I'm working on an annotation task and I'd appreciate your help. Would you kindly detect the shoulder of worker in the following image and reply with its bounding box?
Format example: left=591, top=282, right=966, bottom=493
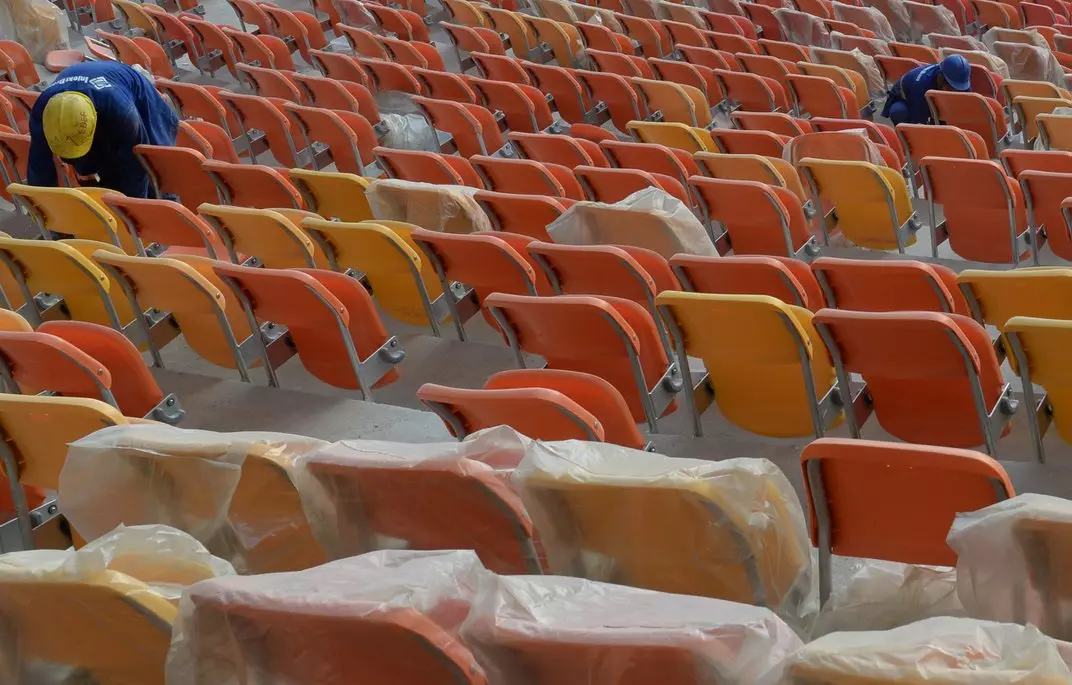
left=34, top=63, right=142, bottom=117
left=900, top=63, right=942, bottom=93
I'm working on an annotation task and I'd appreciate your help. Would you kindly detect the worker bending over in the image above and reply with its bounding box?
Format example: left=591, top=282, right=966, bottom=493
left=881, top=54, right=972, bottom=125
left=27, top=61, right=178, bottom=198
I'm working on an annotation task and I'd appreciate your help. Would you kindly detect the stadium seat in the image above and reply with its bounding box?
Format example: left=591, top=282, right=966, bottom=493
left=198, top=205, right=316, bottom=268
left=7, top=184, right=132, bottom=251
left=626, top=120, right=715, bottom=153
left=578, top=70, right=648, bottom=131
left=376, top=147, right=482, bottom=186
left=133, top=145, right=220, bottom=211
left=203, top=160, right=303, bottom=209
left=484, top=293, right=679, bottom=430
left=1016, top=171, right=1072, bottom=262
left=98, top=195, right=224, bottom=258
left=212, top=263, right=402, bottom=395
left=473, top=191, right=572, bottom=240
left=1000, top=148, right=1072, bottom=178
left=927, top=90, right=1009, bottom=156
left=919, top=157, right=1034, bottom=263
left=707, top=128, right=788, bottom=156
left=896, top=123, right=989, bottom=187
left=786, top=73, right=858, bottom=120
left=509, top=131, right=609, bottom=168
left=656, top=291, right=841, bottom=438
left=688, top=177, right=816, bottom=258
left=694, top=152, right=809, bottom=203
left=468, top=75, right=554, bottom=133
left=1037, top=112, right=1072, bottom=151
left=1005, top=316, right=1072, bottom=460
left=283, top=103, right=375, bottom=176
left=812, top=309, right=1015, bottom=454
left=801, top=437, right=1015, bottom=603
left=420, top=369, right=647, bottom=448
left=1014, top=95, right=1072, bottom=145
left=632, top=77, right=713, bottom=127
left=731, top=110, right=811, bottom=137
left=599, top=139, right=697, bottom=187
left=413, top=96, right=506, bottom=157
left=92, top=251, right=258, bottom=377
left=575, top=165, right=689, bottom=204
left=670, top=254, right=824, bottom=310
left=714, top=68, right=789, bottom=112
left=875, top=54, right=925, bottom=86
left=308, top=48, right=373, bottom=88
left=472, top=156, right=584, bottom=200
left=811, top=256, right=970, bottom=314
left=797, top=158, right=919, bottom=252
left=957, top=269, right=1072, bottom=343
left=286, top=169, right=371, bottom=222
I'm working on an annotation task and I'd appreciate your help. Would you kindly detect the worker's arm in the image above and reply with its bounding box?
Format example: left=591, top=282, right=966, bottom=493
left=26, top=110, right=59, bottom=188
left=95, top=101, right=153, bottom=198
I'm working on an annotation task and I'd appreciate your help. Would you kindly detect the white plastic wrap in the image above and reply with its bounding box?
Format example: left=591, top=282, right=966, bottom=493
left=904, top=0, right=960, bottom=42
left=512, top=440, right=815, bottom=626
left=991, top=41, right=1066, bottom=87
left=784, top=130, right=886, bottom=165
left=948, top=494, right=1072, bottom=640
left=811, top=47, right=886, bottom=98
left=833, top=1, right=896, bottom=42
left=367, top=178, right=493, bottom=234
left=774, top=7, right=832, bottom=48
left=0, top=0, right=68, bottom=63
left=810, top=560, right=965, bottom=637
left=940, top=46, right=1012, bottom=78
left=832, top=31, right=893, bottom=56
left=778, top=617, right=1072, bottom=684
left=0, top=524, right=232, bottom=685
left=167, top=550, right=491, bottom=685
left=59, top=424, right=328, bottom=575
left=462, top=574, right=804, bottom=685
left=982, top=26, right=1051, bottom=52
left=924, top=32, right=986, bottom=50
left=547, top=187, right=718, bottom=258
left=870, top=0, right=913, bottom=41
left=705, top=0, right=747, bottom=16
left=293, top=426, right=541, bottom=574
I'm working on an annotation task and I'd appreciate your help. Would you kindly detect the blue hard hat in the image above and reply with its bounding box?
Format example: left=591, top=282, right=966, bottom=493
left=940, top=54, right=972, bottom=91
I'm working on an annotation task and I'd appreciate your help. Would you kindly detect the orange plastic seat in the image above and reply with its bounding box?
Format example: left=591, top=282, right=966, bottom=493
left=650, top=58, right=723, bottom=104
left=471, top=156, right=582, bottom=199
left=218, top=91, right=305, bottom=168
left=420, top=369, right=647, bottom=448
left=100, top=195, right=225, bottom=258
left=670, top=254, right=823, bottom=310
left=442, top=22, right=507, bottom=57
left=413, top=96, right=505, bottom=157
left=236, top=63, right=303, bottom=102
left=927, top=90, right=1008, bottom=157
left=577, top=21, right=635, bottom=54
left=616, top=13, right=672, bottom=57
left=0, top=41, right=41, bottom=88
left=203, top=160, right=303, bottom=209
left=473, top=52, right=531, bottom=85
left=812, top=309, right=1014, bottom=454
left=786, top=73, right=857, bottom=119
left=467, top=76, right=554, bottom=133
left=411, top=230, right=546, bottom=338
left=731, top=110, right=811, bottom=136
left=1000, top=148, right=1072, bottom=177
left=0, top=130, right=29, bottom=190
left=509, top=132, right=609, bottom=168
left=575, top=165, right=690, bottom=204
left=811, top=256, right=970, bottom=314
left=134, top=145, right=219, bottom=211
left=381, top=34, right=445, bottom=70
left=1019, top=170, right=1072, bottom=262
left=179, top=120, right=240, bottom=163
left=359, top=58, right=423, bottom=95
left=707, top=128, right=788, bottom=156
left=678, top=44, right=740, bottom=70
left=290, top=72, right=380, bottom=124
left=414, top=68, right=477, bottom=104
left=222, top=26, right=295, bottom=71
left=897, top=123, right=989, bottom=182
left=474, top=192, right=572, bottom=240
left=156, top=79, right=237, bottom=137
left=484, top=293, right=678, bottom=430
left=308, top=49, right=372, bottom=89
left=587, top=48, right=654, bottom=77
left=366, top=3, right=430, bottom=41
left=337, top=24, right=390, bottom=60
left=801, top=437, right=1014, bottom=603
left=714, top=68, right=789, bottom=111
left=599, top=139, right=699, bottom=187
left=758, top=37, right=811, bottom=61
left=689, top=176, right=816, bottom=258
left=919, top=157, right=1033, bottom=263
left=376, top=147, right=481, bottom=186
left=810, top=118, right=906, bottom=167
left=523, top=63, right=593, bottom=124
left=577, top=71, right=648, bottom=130
left=875, top=54, right=925, bottom=85
left=212, top=263, right=400, bottom=395
left=284, top=103, right=375, bottom=175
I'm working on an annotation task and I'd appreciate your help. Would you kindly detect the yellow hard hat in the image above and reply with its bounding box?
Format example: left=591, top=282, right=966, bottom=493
left=42, top=91, right=97, bottom=159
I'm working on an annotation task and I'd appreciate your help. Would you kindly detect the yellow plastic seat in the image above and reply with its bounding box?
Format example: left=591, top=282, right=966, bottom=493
left=798, top=61, right=868, bottom=112
left=522, top=15, right=582, bottom=66
left=956, top=268, right=1072, bottom=331
left=632, top=77, right=712, bottom=127
left=1014, top=96, right=1072, bottom=146
left=287, top=169, right=374, bottom=222
left=798, top=157, right=917, bottom=252
left=694, top=152, right=809, bottom=204
left=1005, top=317, right=1072, bottom=461
left=7, top=183, right=136, bottom=252
left=0, top=553, right=174, bottom=685
left=301, top=218, right=446, bottom=331
left=627, top=120, right=714, bottom=153
left=516, top=447, right=812, bottom=617
left=197, top=204, right=316, bottom=268
left=656, top=291, right=841, bottom=438
left=0, top=236, right=134, bottom=328
left=1037, top=113, right=1072, bottom=152
left=484, top=7, right=536, bottom=55
left=92, top=250, right=254, bottom=374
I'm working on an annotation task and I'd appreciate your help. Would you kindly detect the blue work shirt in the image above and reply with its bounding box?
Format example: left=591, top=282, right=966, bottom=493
left=27, top=62, right=179, bottom=198
left=885, top=63, right=943, bottom=124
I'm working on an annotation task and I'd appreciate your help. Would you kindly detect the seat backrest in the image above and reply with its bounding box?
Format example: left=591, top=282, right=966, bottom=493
left=7, top=184, right=126, bottom=249
left=101, top=195, right=221, bottom=257
left=575, top=165, right=688, bottom=204
left=811, top=256, right=968, bottom=314
left=927, top=90, right=1006, bottom=156
left=657, top=291, right=836, bottom=437
left=288, top=169, right=372, bottom=222
left=413, top=96, right=504, bottom=157
left=813, top=309, right=1006, bottom=448
left=135, top=145, right=219, bottom=211
left=526, top=241, right=673, bottom=309
left=801, top=437, right=1014, bottom=566
left=707, top=128, right=787, bottom=156
left=199, top=204, right=316, bottom=268
left=670, top=254, right=823, bottom=311
left=1006, top=316, right=1072, bottom=444
left=474, top=191, right=570, bottom=241
left=203, top=160, right=303, bottom=209
left=956, top=268, right=1072, bottom=330
left=509, top=131, right=606, bottom=169
left=897, top=122, right=987, bottom=165
left=689, top=176, right=812, bottom=256
left=1000, top=148, right=1072, bottom=177
left=412, top=230, right=539, bottom=310
left=1021, top=171, right=1072, bottom=261
left=471, top=155, right=576, bottom=199
left=285, top=102, right=375, bottom=175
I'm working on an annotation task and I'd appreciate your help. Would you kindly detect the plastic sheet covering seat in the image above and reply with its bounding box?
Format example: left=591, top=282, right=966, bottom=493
left=512, top=440, right=815, bottom=625
left=774, top=8, right=832, bottom=47
left=59, top=424, right=328, bottom=575
left=948, top=493, right=1072, bottom=640
left=167, top=549, right=491, bottom=685
left=939, top=46, right=1011, bottom=78
left=780, top=616, right=1072, bottom=683
left=784, top=130, right=887, bottom=166
left=0, top=523, right=234, bottom=685
left=366, top=179, right=492, bottom=234
left=294, top=426, right=540, bottom=573
left=991, top=41, right=1066, bottom=86
left=547, top=187, right=717, bottom=258
left=833, top=1, right=896, bottom=42
left=904, top=0, right=961, bottom=41
left=460, top=574, right=804, bottom=685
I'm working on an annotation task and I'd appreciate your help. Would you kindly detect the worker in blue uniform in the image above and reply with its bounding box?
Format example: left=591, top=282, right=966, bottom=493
left=881, top=54, right=973, bottom=125
left=26, top=61, right=179, bottom=198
